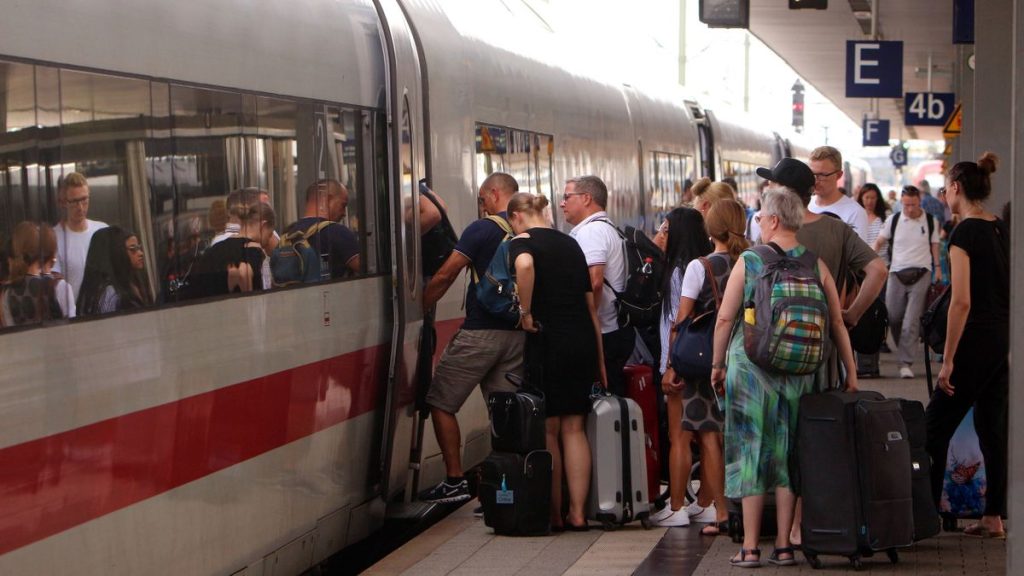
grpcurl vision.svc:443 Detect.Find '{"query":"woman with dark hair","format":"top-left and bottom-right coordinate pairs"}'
top-left (2, 221), bottom-right (64, 326)
top-left (926, 152), bottom-right (1009, 539)
top-left (506, 192), bottom-right (606, 531)
top-left (665, 200), bottom-right (750, 533)
top-left (653, 206), bottom-right (712, 527)
top-left (78, 226), bottom-right (152, 315)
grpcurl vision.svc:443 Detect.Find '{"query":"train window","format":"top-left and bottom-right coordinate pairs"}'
top-left (650, 151), bottom-right (691, 208)
top-left (400, 97), bottom-right (417, 295)
top-left (474, 123), bottom-right (554, 218)
top-left (0, 58), bottom-right (387, 332)
top-left (721, 161), bottom-right (759, 208)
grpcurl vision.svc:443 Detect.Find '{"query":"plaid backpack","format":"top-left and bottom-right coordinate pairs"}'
top-left (742, 243), bottom-right (829, 375)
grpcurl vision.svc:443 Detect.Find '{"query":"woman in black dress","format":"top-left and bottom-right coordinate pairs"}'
top-left (926, 152), bottom-right (1009, 539)
top-left (507, 192), bottom-right (606, 531)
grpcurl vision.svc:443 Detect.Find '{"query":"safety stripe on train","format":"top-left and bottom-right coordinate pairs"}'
top-left (0, 345), bottom-right (386, 556)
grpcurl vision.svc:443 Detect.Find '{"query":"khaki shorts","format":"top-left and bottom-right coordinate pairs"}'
top-left (426, 328), bottom-right (525, 414)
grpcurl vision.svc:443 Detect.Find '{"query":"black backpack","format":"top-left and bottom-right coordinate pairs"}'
top-left (596, 219), bottom-right (665, 329)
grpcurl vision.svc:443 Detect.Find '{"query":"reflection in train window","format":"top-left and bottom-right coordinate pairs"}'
top-left (0, 58), bottom-right (387, 331)
top-left (650, 150), bottom-right (692, 208)
top-left (474, 123), bottom-right (554, 221)
top-left (721, 160), bottom-right (760, 208)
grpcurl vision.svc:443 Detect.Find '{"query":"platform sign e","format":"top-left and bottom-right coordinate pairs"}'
top-left (846, 41), bottom-right (903, 98)
top-left (863, 119), bottom-right (890, 146)
top-left (905, 92), bottom-right (955, 126)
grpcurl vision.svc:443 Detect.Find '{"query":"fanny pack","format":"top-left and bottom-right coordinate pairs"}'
top-left (894, 267), bottom-right (929, 285)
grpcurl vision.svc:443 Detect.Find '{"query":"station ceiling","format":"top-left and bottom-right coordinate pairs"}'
top-left (748, 0), bottom-right (958, 142)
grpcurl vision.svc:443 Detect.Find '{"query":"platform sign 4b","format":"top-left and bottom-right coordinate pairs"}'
top-left (905, 92), bottom-right (955, 126)
top-left (863, 119), bottom-right (890, 146)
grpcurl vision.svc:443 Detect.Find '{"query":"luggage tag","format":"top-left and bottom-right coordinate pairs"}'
top-left (495, 474), bottom-right (514, 504)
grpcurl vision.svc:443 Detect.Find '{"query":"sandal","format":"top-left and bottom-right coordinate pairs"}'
top-left (729, 548), bottom-right (762, 568)
top-left (768, 547), bottom-right (798, 566)
top-left (963, 523), bottom-right (1006, 539)
top-left (700, 521), bottom-right (729, 536)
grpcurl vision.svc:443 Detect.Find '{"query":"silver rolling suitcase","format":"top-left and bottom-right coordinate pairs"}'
top-left (587, 393), bottom-right (652, 529)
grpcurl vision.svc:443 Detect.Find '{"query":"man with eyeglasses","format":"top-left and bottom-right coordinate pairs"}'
top-left (562, 175), bottom-right (632, 397)
top-left (807, 146), bottom-right (869, 242)
top-left (54, 172), bottom-right (108, 296)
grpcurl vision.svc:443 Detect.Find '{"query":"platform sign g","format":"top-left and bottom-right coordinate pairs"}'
top-left (905, 92), bottom-right (955, 126)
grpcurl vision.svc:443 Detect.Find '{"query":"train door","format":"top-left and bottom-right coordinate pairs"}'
top-left (688, 103), bottom-right (716, 181)
top-left (374, 0), bottom-right (426, 502)
top-left (622, 86), bottom-right (647, 230)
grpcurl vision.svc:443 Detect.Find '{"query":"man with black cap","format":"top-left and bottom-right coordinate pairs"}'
top-left (756, 157), bottom-right (888, 547)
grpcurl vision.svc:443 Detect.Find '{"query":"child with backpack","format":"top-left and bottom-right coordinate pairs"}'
top-left (710, 188), bottom-right (858, 568)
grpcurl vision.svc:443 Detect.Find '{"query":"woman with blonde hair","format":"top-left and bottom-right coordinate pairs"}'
top-left (691, 177), bottom-right (738, 216)
top-left (184, 200), bottom-right (276, 299)
top-left (507, 192), bottom-right (606, 531)
top-left (660, 200), bottom-right (749, 532)
top-left (2, 221), bottom-right (64, 326)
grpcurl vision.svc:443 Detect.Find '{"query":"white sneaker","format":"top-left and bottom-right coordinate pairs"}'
top-left (684, 501), bottom-right (718, 523)
top-left (652, 507), bottom-right (690, 527)
top-left (899, 366), bottom-right (914, 379)
top-left (650, 505), bottom-right (674, 522)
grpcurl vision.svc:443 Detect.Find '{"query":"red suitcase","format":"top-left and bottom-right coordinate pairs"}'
top-left (623, 364), bottom-right (661, 502)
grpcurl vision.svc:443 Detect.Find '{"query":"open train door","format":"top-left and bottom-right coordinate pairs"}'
top-left (374, 0), bottom-right (427, 502)
top-left (687, 102), bottom-right (716, 181)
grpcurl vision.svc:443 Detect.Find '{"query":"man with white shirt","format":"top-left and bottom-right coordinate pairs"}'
top-left (562, 175), bottom-right (633, 397)
top-left (873, 186), bottom-right (942, 379)
top-left (53, 172), bottom-right (107, 296)
top-left (807, 146), bottom-right (869, 241)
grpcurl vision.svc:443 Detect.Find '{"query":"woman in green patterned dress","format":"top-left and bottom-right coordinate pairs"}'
top-left (710, 187), bottom-right (859, 568)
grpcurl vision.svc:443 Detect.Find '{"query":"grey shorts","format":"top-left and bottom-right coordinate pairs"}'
top-left (426, 328), bottom-right (525, 414)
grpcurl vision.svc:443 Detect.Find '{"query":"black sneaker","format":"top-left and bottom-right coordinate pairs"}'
top-left (419, 479), bottom-right (471, 504)
top-left (473, 505), bottom-right (484, 517)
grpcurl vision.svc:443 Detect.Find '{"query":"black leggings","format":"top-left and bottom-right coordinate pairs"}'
top-left (924, 326), bottom-right (1008, 517)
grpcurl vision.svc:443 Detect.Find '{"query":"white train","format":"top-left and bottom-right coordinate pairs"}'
top-left (0, 1), bottom-right (814, 574)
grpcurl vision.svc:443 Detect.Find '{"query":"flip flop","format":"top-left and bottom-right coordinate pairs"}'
top-left (963, 523), bottom-right (1006, 539)
top-left (729, 548), bottom-right (762, 568)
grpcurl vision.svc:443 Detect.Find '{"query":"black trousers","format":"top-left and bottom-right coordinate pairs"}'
top-left (924, 325), bottom-right (1008, 517)
top-left (602, 326), bottom-right (636, 397)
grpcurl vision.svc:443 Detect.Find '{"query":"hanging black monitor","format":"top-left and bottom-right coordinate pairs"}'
top-left (699, 0), bottom-right (750, 29)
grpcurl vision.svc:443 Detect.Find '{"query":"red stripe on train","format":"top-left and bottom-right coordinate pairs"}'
top-left (0, 345), bottom-right (386, 556)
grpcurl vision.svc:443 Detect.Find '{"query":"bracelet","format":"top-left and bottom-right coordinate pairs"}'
top-left (712, 362), bottom-right (726, 369)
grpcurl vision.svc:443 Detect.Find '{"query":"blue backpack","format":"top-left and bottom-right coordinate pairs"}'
top-left (270, 220), bottom-right (332, 287)
top-left (473, 216), bottom-right (519, 325)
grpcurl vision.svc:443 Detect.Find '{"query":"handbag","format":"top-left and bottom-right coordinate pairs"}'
top-left (488, 373), bottom-right (546, 454)
top-left (894, 267), bottom-right (929, 285)
top-left (848, 295), bottom-right (888, 354)
top-left (669, 257), bottom-right (721, 380)
top-left (420, 188), bottom-right (459, 277)
top-left (920, 283), bottom-right (950, 354)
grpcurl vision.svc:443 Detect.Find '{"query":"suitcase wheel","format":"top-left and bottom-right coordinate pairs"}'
top-left (886, 549), bottom-right (899, 564)
top-left (804, 552), bottom-right (822, 570)
top-left (850, 556), bottom-right (864, 571)
top-left (640, 516), bottom-right (652, 530)
top-left (601, 519), bottom-right (618, 532)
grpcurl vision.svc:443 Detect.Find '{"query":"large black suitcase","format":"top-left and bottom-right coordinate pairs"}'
top-left (797, 391), bottom-right (914, 570)
top-left (478, 450), bottom-right (552, 536)
top-left (900, 399), bottom-right (941, 541)
top-left (488, 387), bottom-right (545, 454)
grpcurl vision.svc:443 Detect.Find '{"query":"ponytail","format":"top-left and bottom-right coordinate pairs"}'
top-left (705, 200), bottom-right (749, 262)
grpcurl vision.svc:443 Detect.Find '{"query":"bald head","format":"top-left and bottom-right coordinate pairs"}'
top-left (304, 179), bottom-right (349, 221)
top-left (478, 172), bottom-right (519, 215)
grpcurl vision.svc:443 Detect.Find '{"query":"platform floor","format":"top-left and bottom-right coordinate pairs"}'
top-left (364, 350), bottom-right (1007, 576)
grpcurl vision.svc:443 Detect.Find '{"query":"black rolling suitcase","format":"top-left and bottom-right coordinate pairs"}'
top-left (797, 391), bottom-right (914, 570)
top-left (900, 399), bottom-right (941, 541)
top-left (478, 450), bottom-right (553, 536)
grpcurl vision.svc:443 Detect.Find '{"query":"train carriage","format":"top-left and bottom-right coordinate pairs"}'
top-left (0, 1), bottom-right (832, 574)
